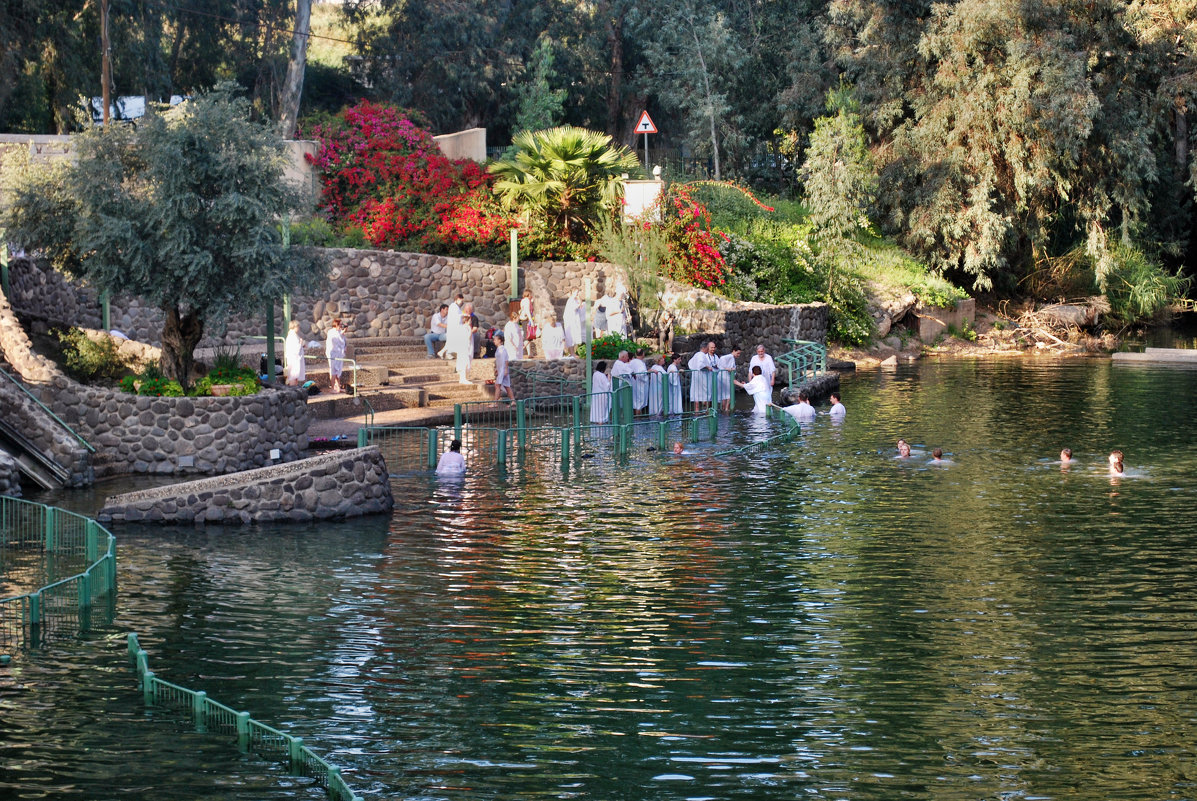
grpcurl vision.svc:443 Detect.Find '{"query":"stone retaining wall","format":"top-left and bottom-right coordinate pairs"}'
top-left (96, 446), bottom-right (393, 525)
top-left (0, 451), bottom-right (21, 497)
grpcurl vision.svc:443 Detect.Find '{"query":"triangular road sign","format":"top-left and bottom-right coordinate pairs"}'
top-left (635, 110), bottom-right (658, 134)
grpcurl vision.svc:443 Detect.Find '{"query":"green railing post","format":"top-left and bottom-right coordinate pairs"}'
top-left (44, 506), bottom-right (56, 552)
top-left (194, 690), bottom-right (207, 732)
top-left (516, 400), bottom-right (527, 449)
top-left (265, 301), bottom-right (276, 383)
top-left (573, 395), bottom-right (582, 450)
top-left (657, 420), bottom-right (667, 451)
top-left (497, 430), bottom-right (507, 467)
top-left (101, 289), bottom-right (111, 332)
top-left (290, 736), bottom-right (305, 772)
top-left (454, 404), bottom-right (463, 440)
top-left (709, 409), bottom-right (717, 438)
top-left (142, 670), bottom-right (155, 705)
top-left (85, 521), bottom-right (99, 564)
top-left (357, 428), bottom-right (367, 449)
top-left (690, 417), bottom-right (700, 443)
top-left (237, 711), bottom-right (251, 753)
top-left (427, 428), bottom-right (438, 469)
top-left (560, 427), bottom-right (570, 473)
top-left (79, 573), bottom-right (91, 614)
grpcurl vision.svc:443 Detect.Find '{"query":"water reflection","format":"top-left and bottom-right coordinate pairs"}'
top-left (5, 359), bottom-right (1197, 800)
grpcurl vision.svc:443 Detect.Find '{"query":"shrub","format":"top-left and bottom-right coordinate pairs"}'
top-left (578, 333), bottom-right (642, 361)
top-left (1101, 244), bottom-right (1190, 323)
top-left (54, 327), bottom-right (128, 383)
top-left (305, 101), bottom-right (516, 258)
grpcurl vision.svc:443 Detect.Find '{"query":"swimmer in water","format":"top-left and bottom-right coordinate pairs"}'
top-left (1108, 449), bottom-right (1124, 476)
top-left (672, 441), bottom-right (685, 455)
top-left (896, 439), bottom-right (911, 458)
top-left (930, 447), bottom-right (945, 463)
top-left (1060, 447), bottom-right (1073, 465)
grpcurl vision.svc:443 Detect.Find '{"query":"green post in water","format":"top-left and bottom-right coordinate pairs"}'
top-left (101, 290), bottom-right (110, 332)
top-left (265, 301), bottom-right (276, 382)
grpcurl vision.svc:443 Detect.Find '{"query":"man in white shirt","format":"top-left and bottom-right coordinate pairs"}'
top-left (688, 341), bottom-right (718, 412)
top-left (782, 390), bottom-right (817, 424)
top-left (828, 391), bottom-right (846, 420)
top-left (425, 303), bottom-right (449, 358)
top-left (749, 344), bottom-right (777, 387)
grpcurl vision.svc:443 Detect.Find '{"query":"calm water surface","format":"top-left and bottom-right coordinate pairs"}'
top-left (4, 358), bottom-right (1197, 800)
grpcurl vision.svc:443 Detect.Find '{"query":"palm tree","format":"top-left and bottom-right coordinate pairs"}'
top-left (489, 126), bottom-right (642, 243)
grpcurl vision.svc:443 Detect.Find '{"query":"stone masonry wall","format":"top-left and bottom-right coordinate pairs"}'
top-left (0, 451), bottom-right (22, 498)
top-left (97, 446), bottom-right (393, 525)
top-left (1, 281), bottom-right (308, 480)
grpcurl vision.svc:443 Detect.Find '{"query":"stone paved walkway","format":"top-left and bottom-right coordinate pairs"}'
top-left (306, 404), bottom-right (457, 441)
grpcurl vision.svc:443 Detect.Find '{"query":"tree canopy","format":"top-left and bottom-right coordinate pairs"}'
top-left (1, 85), bottom-right (327, 386)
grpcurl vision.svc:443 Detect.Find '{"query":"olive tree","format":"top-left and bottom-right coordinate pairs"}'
top-left (2, 84), bottom-right (327, 388)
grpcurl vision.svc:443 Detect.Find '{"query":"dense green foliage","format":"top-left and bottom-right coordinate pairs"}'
top-left (52, 328), bottom-right (131, 384)
top-left (2, 85), bottom-right (327, 387)
top-left (579, 333), bottom-right (644, 361)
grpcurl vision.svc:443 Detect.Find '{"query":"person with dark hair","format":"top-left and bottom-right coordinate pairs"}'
top-left (436, 439), bottom-right (466, 475)
top-left (782, 390), bottom-right (817, 423)
top-left (829, 392), bottom-right (846, 419)
top-left (735, 365), bottom-right (770, 414)
top-left (590, 360), bottom-right (612, 423)
top-left (493, 332), bottom-right (514, 401)
top-left (1059, 447), bottom-right (1073, 466)
top-left (930, 447), bottom-right (946, 463)
top-left (425, 303), bottom-right (449, 358)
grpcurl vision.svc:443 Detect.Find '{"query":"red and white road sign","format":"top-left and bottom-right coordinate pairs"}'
top-left (635, 110), bottom-right (658, 134)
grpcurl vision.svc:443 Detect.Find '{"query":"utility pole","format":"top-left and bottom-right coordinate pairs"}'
top-left (100, 0), bottom-right (112, 125)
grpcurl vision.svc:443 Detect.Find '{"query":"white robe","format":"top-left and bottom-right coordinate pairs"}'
top-left (494, 346), bottom-right (510, 387)
top-left (563, 297), bottom-right (583, 350)
top-left (284, 330), bottom-right (306, 383)
top-left (648, 364), bottom-right (666, 415)
top-left (605, 295), bottom-right (626, 337)
top-left (542, 324), bottom-right (565, 359)
top-left (435, 450), bottom-right (466, 475)
top-left (667, 364), bottom-right (683, 414)
top-left (629, 357), bottom-right (648, 410)
top-left (450, 315), bottom-right (473, 381)
top-left (590, 371), bottom-right (611, 423)
top-left (610, 359), bottom-right (635, 408)
top-left (783, 402), bottom-right (817, 423)
top-left (688, 351), bottom-right (716, 406)
top-left (444, 302), bottom-right (462, 356)
top-left (504, 320), bottom-right (523, 360)
top-left (742, 374), bottom-right (770, 414)
top-left (717, 353), bottom-right (737, 401)
top-left (325, 328), bottom-right (346, 379)
top-left (749, 353), bottom-right (776, 386)
top-left (829, 401), bottom-right (846, 419)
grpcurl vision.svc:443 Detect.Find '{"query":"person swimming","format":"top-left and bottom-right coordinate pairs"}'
top-left (1060, 447), bottom-right (1073, 464)
top-left (930, 447), bottom-right (944, 462)
top-left (672, 441), bottom-right (685, 455)
top-left (1108, 449), bottom-right (1124, 475)
top-left (896, 439), bottom-right (911, 458)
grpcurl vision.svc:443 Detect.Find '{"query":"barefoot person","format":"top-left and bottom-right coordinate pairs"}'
top-left (324, 318), bottom-right (347, 393)
top-left (493, 331), bottom-right (514, 401)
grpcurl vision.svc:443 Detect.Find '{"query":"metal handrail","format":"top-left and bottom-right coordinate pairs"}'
top-left (777, 338), bottom-right (826, 386)
top-left (0, 364), bottom-right (95, 452)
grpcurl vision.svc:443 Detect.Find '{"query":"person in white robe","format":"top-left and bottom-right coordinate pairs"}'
top-left (648, 355), bottom-right (667, 416)
top-left (735, 365), bottom-right (771, 414)
top-left (284, 320), bottom-right (311, 385)
top-left (609, 351), bottom-right (635, 414)
top-left (666, 354), bottom-right (684, 415)
top-left (590, 361), bottom-right (612, 423)
top-left (605, 290), bottom-right (627, 337)
top-left (629, 350), bottom-right (649, 413)
top-left (503, 312), bottom-right (523, 360)
top-left (452, 306), bottom-right (476, 384)
top-left (563, 290), bottom-right (583, 353)
top-left (324, 319), bottom-right (347, 393)
top-left (542, 313), bottom-right (565, 359)
top-left (749, 344), bottom-right (777, 387)
top-left (716, 345), bottom-right (741, 412)
top-left (782, 390), bottom-right (817, 423)
top-left (443, 294), bottom-right (464, 359)
top-left (828, 392), bottom-right (846, 420)
top-left (493, 332), bottom-right (514, 400)
top-left (688, 341), bottom-right (718, 411)
top-left (436, 439), bottom-right (466, 475)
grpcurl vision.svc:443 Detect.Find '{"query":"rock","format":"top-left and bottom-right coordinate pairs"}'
top-left (881, 355), bottom-right (898, 367)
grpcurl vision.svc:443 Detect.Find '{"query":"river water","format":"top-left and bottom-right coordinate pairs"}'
top-left (4, 358), bottom-right (1197, 801)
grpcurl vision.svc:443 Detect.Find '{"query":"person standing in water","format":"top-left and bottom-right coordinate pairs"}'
top-left (1108, 449), bottom-right (1125, 476)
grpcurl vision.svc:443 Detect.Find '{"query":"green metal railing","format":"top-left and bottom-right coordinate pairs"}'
top-left (0, 496), bottom-right (116, 651)
top-left (127, 633), bottom-right (361, 801)
top-left (0, 364), bottom-right (95, 452)
top-left (775, 339), bottom-right (827, 387)
top-left (713, 404), bottom-right (803, 456)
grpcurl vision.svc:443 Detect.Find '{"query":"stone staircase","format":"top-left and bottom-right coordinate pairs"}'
top-left (301, 336), bottom-right (494, 419)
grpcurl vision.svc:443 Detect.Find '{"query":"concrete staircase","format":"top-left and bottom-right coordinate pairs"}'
top-left (302, 336), bottom-right (493, 419)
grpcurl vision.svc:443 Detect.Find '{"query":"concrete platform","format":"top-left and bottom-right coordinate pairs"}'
top-left (1112, 347), bottom-right (1197, 365)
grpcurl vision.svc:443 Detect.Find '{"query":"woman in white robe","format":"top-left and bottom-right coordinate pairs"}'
top-left (688, 345), bottom-right (717, 410)
top-left (324, 319), bottom-right (347, 393)
top-left (648, 356), bottom-right (667, 416)
top-left (563, 291), bottom-right (582, 352)
top-left (630, 352), bottom-right (648, 412)
top-left (284, 320), bottom-right (307, 385)
top-left (542, 313), bottom-right (565, 359)
top-left (589, 361), bottom-right (611, 423)
top-left (667, 354), bottom-right (684, 415)
top-left (451, 313), bottom-right (473, 384)
top-left (503, 313), bottom-right (523, 360)
top-left (717, 350), bottom-right (739, 409)
top-left (605, 291), bottom-right (627, 337)
top-left (735, 366), bottom-right (771, 414)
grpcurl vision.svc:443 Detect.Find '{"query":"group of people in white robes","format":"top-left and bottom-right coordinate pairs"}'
top-left (284, 318), bottom-right (347, 392)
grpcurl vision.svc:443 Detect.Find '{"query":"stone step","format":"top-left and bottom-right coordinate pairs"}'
top-left (305, 386), bottom-right (425, 419)
top-left (304, 364), bottom-right (392, 389)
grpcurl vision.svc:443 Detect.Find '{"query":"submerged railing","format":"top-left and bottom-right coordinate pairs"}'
top-left (0, 496), bottom-right (116, 651)
top-left (127, 633), bottom-right (362, 801)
